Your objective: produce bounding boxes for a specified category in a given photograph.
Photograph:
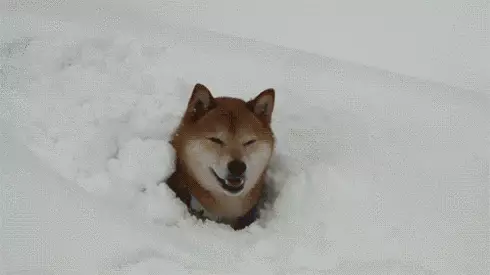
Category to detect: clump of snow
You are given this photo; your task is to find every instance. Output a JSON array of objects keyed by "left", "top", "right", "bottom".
[{"left": 1, "top": 12, "right": 488, "bottom": 275}]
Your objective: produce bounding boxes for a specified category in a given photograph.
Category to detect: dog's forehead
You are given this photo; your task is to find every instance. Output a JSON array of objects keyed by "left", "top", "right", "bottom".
[
  {"left": 214, "top": 98, "right": 253, "bottom": 121},
  {"left": 214, "top": 97, "right": 248, "bottom": 112},
  {"left": 192, "top": 102, "right": 255, "bottom": 136},
  {"left": 212, "top": 109, "right": 254, "bottom": 134}
]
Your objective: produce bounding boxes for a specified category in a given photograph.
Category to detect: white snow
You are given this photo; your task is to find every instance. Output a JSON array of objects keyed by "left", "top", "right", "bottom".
[
  {"left": 142, "top": 0, "right": 490, "bottom": 93},
  {"left": 3, "top": 0, "right": 489, "bottom": 92},
  {"left": 1, "top": 7, "right": 489, "bottom": 275}
]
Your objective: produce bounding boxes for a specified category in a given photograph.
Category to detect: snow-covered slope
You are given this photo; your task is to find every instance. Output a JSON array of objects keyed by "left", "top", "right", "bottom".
[
  {"left": 3, "top": 0, "right": 489, "bottom": 92},
  {"left": 1, "top": 10, "right": 489, "bottom": 275},
  {"left": 141, "top": 0, "right": 490, "bottom": 93}
]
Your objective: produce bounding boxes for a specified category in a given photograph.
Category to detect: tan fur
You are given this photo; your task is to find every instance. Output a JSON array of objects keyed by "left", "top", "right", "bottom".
[{"left": 166, "top": 83, "right": 275, "bottom": 229}]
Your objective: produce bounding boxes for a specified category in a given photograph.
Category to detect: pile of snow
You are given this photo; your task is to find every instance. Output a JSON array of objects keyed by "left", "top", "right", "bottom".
[{"left": 1, "top": 13, "right": 488, "bottom": 275}]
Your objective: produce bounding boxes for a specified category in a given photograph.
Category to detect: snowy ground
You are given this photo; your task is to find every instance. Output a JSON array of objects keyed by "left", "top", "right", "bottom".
[{"left": 1, "top": 11, "right": 489, "bottom": 275}]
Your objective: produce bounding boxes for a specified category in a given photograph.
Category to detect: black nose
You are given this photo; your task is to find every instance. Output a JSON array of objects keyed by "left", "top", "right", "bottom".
[{"left": 227, "top": 160, "right": 246, "bottom": 177}]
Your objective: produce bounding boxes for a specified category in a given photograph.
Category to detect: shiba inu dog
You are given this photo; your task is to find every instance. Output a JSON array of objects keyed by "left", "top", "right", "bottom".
[{"left": 166, "top": 83, "right": 275, "bottom": 230}]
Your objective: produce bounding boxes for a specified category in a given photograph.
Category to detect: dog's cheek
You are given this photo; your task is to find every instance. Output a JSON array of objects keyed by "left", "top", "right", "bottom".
[{"left": 245, "top": 143, "right": 272, "bottom": 179}]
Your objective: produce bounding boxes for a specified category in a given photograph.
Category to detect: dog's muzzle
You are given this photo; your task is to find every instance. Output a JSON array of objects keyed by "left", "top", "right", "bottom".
[{"left": 210, "top": 168, "right": 245, "bottom": 194}]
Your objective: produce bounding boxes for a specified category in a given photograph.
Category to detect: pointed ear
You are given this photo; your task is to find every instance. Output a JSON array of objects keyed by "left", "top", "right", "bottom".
[
  {"left": 247, "top": 88, "right": 275, "bottom": 124},
  {"left": 186, "top": 83, "right": 216, "bottom": 121}
]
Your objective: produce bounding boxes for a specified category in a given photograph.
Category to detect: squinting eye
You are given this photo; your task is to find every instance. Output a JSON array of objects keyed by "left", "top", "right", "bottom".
[
  {"left": 243, "top": 139, "right": 256, "bottom": 146},
  {"left": 207, "top": 137, "right": 224, "bottom": 145}
]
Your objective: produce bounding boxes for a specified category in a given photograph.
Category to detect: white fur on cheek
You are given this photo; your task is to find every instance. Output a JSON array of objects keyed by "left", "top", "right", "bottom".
[
  {"left": 243, "top": 142, "right": 272, "bottom": 195},
  {"left": 183, "top": 140, "right": 224, "bottom": 194},
  {"left": 184, "top": 140, "right": 272, "bottom": 198}
]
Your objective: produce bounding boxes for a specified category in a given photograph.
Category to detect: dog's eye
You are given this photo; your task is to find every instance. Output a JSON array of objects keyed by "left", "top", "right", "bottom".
[
  {"left": 207, "top": 137, "right": 224, "bottom": 145},
  {"left": 243, "top": 139, "right": 256, "bottom": 146}
]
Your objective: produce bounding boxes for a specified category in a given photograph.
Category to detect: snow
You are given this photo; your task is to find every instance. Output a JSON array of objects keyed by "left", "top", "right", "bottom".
[
  {"left": 3, "top": 0, "right": 489, "bottom": 92},
  {"left": 148, "top": 0, "right": 490, "bottom": 93},
  {"left": 1, "top": 8, "right": 489, "bottom": 275}
]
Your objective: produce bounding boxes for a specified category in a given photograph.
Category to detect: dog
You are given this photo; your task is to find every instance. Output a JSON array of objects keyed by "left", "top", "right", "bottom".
[{"left": 165, "top": 83, "right": 276, "bottom": 230}]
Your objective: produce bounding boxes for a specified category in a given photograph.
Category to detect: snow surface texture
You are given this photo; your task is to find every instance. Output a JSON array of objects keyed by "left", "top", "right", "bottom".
[
  {"left": 3, "top": 0, "right": 490, "bottom": 92},
  {"left": 1, "top": 13, "right": 489, "bottom": 275}
]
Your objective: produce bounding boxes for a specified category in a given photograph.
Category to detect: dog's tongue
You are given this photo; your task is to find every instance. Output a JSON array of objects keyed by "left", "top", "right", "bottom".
[{"left": 226, "top": 178, "right": 243, "bottom": 187}]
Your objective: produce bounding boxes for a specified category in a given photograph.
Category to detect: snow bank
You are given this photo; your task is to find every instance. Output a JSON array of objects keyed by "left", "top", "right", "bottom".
[
  {"left": 0, "top": 121, "right": 185, "bottom": 274},
  {"left": 1, "top": 13, "right": 489, "bottom": 275}
]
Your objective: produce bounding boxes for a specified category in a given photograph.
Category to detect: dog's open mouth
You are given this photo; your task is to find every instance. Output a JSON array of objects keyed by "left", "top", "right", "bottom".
[{"left": 210, "top": 168, "right": 245, "bottom": 194}]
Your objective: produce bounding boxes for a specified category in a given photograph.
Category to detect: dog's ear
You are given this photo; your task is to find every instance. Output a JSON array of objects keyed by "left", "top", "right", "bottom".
[
  {"left": 247, "top": 88, "right": 275, "bottom": 124},
  {"left": 186, "top": 83, "right": 216, "bottom": 121}
]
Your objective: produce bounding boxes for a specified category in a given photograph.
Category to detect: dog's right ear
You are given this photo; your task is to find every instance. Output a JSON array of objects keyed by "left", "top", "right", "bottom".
[{"left": 186, "top": 83, "right": 216, "bottom": 121}]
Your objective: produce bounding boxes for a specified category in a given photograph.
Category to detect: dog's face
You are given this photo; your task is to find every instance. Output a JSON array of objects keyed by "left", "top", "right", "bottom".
[{"left": 172, "top": 83, "right": 275, "bottom": 197}]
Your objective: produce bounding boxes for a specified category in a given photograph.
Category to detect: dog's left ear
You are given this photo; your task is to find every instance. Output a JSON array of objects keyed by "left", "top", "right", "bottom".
[
  {"left": 247, "top": 88, "right": 275, "bottom": 124},
  {"left": 186, "top": 83, "right": 216, "bottom": 121}
]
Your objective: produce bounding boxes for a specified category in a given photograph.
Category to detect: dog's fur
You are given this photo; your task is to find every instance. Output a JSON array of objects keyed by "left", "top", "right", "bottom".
[{"left": 165, "top": 83, "right": 275, "bottom": 230}]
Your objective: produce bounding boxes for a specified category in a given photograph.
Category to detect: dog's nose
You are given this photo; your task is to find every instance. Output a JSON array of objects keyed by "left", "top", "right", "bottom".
[{"left": 227, "top": 160, "right": 246, "bottom": 176}]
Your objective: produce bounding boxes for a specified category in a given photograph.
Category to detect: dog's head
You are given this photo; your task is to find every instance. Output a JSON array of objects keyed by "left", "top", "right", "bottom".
[{"left": 171, "top": 83, "right": 275, "bottom": 197}]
